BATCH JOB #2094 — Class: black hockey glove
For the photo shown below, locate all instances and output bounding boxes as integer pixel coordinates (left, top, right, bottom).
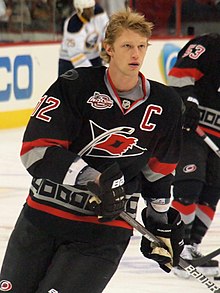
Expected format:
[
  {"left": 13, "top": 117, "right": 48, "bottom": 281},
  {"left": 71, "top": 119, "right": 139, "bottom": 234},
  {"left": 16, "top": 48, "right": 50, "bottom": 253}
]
[
  {"left": 140, "top": 207, "right": 184, "bottom": 273},
  {"left": 183, "top": 99, "right": 200, "bottom": 131},
  {"left": 87, "top": 163, "right": 126, "bottom": 222}
]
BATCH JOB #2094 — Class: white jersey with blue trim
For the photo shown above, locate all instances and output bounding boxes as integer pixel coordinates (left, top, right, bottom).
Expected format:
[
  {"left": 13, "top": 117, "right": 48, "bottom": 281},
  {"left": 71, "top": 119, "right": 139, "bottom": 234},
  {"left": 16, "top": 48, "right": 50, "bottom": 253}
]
[{"left": 59, "top": 5, "right": 109, "bottom": 67}]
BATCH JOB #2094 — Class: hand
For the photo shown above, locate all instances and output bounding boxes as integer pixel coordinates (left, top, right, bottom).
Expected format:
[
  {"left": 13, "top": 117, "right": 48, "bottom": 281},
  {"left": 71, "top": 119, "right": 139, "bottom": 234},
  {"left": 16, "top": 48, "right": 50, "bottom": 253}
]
[
  {"left": 140, "top": 207, "right": 184, "bottom": 273},
  {"left": 87, "top": 163, "right": 126, "bottom": 222},
  {"left": 183, "top": 99, "right": 200, "bottom": 131}
]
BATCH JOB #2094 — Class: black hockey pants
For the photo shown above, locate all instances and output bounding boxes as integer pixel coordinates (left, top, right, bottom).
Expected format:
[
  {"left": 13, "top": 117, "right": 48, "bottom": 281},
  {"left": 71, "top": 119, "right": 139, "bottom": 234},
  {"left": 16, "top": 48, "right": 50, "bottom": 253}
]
[{"left": 0, "top": 210, "right": 130, "bottom": 293}]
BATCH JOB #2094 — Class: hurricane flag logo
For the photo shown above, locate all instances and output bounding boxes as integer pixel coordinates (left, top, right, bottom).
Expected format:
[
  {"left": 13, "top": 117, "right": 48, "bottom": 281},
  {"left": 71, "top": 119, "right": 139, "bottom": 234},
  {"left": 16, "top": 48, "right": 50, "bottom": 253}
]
[{"left": 78, "top": 120, "right": 147, "bottom": 158}]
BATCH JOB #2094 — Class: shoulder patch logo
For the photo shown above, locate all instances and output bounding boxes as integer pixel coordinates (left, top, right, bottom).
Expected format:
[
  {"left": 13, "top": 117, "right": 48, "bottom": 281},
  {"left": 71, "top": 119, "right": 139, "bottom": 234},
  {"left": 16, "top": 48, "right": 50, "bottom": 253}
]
[
  {"left": 87, "top": 92, "right": 113, "bottom": 109},
  {"left": 183, "top": 164, "right": 197, "bottom": 173},
  {"left": 0, "top": 280, "right": 12, "bottom": 291},
  {"left": 61, "top": 69, "right": 79, "bottom": 80}
]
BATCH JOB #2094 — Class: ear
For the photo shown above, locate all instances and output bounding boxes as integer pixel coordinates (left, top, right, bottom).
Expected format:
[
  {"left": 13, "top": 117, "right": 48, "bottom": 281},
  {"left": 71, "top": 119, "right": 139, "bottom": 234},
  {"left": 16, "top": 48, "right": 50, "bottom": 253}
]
[{"left": 105, "top": 44, "right": 113, "bottom": 57}]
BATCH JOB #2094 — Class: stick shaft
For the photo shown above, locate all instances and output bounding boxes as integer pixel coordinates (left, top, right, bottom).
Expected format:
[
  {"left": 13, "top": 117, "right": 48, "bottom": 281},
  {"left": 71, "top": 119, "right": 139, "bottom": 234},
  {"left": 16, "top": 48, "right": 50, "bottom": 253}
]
[
  {"left": 196, "top": 126, "right": 220, "bottom": 158},
  {"left": 190, "top": 248, "right": 220, "bottom": 267}
]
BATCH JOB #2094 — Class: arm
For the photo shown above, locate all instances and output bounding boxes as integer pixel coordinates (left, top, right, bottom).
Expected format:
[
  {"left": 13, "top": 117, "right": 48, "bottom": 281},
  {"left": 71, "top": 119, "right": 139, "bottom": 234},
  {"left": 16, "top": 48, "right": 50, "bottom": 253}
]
[
  {"left": 20, "top": 74, "right": 98, "bottom": 186},
  {"left": 167, "top": 37, "right": 210, "bottom": 131},
  {"left": 140, "top": 173, "right": 184, "bottom": 272},
  {"left": 61, "top": 16, "right": 92, "bottom": 68},
  {"left": 66, "top": 32, "right": 92, "bottom": 68},
  {"left": 140, "top": 97, "right": 184, "bottom": 272}
]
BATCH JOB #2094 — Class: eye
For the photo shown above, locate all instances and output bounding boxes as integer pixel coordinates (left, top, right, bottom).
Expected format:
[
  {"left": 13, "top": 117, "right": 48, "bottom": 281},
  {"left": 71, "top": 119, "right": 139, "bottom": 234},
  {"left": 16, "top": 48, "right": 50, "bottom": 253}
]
[
  {"left": 139, "top": 44, "right": 147, "bottom": 49},
  {"left": 123, "top": 44, "right": 132, "bottom": 48}
]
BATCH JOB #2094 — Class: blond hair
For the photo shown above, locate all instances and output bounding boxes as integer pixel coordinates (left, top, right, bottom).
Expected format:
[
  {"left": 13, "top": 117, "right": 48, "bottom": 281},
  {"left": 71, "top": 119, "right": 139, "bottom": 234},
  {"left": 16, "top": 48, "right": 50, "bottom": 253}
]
[{"left": 100, "top": 9, "right": 154, "bottom": 64}]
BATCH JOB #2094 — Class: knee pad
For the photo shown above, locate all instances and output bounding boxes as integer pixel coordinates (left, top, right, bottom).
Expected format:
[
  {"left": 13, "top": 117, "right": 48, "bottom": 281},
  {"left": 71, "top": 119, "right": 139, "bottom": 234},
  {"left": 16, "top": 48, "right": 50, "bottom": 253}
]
[
  {"left": 172, "top": 180, "right": 203, "bottom": 225},
  {"left": 173, "top": 180, "right": 204, "bottom": 204}
]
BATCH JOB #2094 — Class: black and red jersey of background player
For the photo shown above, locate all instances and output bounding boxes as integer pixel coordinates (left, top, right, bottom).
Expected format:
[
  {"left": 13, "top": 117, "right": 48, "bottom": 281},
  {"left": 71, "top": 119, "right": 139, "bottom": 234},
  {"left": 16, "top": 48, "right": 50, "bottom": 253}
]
[
  {"left": 168, "top": 33, "right": 220, "bottom": 141},
  {"left": 20, "top": 66, "right": 182, "bottom": 234}
]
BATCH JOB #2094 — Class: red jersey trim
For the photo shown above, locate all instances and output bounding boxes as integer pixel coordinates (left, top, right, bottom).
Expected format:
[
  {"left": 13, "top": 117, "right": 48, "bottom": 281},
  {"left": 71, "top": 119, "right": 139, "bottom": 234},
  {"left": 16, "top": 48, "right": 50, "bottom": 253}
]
[
  {"left": 197, "top": 204, "right": 215, "bottom": 220},
  {"left": 106, "top": 69, "right": 147, "bottom": 115},
  {"left": 168, "top": 67, "right": 204, "bottom": 81},
  {"left": 26, "top": 195, "right": 133, "bottom": 230},
  {"left": 172, "top": 200, "right": 196, "bottom": 215},
  {"left": 148, "top": 157, "right": 177, "bottom": 175},
  {"left": 20, "top": 138, "right": 71, "bottom": 156}
]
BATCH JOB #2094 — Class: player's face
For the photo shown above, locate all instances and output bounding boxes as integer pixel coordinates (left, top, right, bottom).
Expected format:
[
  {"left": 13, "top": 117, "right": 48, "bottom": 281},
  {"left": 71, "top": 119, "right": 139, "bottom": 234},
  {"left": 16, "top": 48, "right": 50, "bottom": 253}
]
[
  {"left": 106, "top": 29, "right": 148, "bottom": 76},
  {"left": 82, "top": 7, "right": 94, "bottom": 21}
]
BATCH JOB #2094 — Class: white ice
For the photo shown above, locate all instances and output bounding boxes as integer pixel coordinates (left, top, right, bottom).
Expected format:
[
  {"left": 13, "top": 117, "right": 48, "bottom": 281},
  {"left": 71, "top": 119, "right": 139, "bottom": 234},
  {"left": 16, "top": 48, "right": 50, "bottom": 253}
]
[{"left": 0, "top": 128, "right": 220, "bottom": 293}]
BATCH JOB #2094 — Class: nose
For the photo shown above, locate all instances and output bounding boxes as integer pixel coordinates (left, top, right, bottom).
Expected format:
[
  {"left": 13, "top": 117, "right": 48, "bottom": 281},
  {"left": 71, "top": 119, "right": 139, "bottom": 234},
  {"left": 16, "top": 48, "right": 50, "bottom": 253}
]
[{"left": 131, "top": 47, "right": 139, "bottom": 59}]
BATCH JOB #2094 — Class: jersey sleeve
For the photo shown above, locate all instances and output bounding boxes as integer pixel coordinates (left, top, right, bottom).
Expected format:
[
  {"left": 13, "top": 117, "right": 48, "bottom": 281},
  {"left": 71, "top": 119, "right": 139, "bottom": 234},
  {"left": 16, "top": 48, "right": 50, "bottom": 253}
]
[
  {"left": 142, "top": 121, "right": 181, "bottom": 181},
  {"left": 61, "top": 16, "right": 92, "bottom": 67},
  {"left": 20, "top": 76, "right": 88, "bottom": 185},
  {"left": 65, "top": 33, "right": 92, "bottom": 67},
  {"left": 167, "top": 36, "right": 215, "bottom": 103},
  {"left": 141, "top": 89, "right": 182, "bottom": 199}
]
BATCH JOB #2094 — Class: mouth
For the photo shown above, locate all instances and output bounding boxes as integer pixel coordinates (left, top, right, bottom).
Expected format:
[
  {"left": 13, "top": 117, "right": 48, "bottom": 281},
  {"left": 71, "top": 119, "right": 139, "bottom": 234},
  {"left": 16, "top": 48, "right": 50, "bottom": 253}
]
[{"left": 128, "top": 63, "right": 140, "bottom": 69}]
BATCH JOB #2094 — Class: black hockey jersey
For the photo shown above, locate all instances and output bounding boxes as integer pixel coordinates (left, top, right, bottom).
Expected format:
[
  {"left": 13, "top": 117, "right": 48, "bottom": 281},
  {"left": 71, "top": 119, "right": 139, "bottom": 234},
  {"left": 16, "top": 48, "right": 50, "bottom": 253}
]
[
  {"left": 20, "top": 66, "right": 182, "bottom": 236},
  {"left": 168, "top": 33, "right": 220, "bottom": 141}
]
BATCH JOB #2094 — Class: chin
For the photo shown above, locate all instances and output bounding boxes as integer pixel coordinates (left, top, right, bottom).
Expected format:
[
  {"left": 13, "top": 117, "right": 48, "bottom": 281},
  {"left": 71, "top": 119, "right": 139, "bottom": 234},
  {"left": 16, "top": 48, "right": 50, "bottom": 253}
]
[{"left": 130, "top": 67, "right": 139, "bottom": 72}]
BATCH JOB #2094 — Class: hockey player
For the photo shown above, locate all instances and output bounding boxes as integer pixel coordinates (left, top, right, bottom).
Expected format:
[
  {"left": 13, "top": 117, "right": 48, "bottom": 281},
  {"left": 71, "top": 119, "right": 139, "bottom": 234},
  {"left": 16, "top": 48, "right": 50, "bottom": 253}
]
[
  {"left": 168, "top": 33, "right": 220, "bottom": 278},
  {"left": 58, "top": 0, "right": 109, "bottom": 75},
  {"left": 0, "top": 10, "right": 184, "bottom": 293}
]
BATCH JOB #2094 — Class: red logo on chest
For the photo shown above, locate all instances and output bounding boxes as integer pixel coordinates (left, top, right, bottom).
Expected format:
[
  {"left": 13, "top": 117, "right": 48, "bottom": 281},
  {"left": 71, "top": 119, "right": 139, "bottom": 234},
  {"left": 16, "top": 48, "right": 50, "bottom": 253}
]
[{"left": 95, "top": 134, "right": 137, "bottom": 155}]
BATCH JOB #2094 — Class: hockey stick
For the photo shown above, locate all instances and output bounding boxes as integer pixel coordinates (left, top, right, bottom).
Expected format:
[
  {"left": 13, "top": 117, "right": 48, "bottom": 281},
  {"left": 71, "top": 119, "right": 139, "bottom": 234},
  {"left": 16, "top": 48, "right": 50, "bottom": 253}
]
[
  {"left": 196, "top": 126, "right": 220, "bottom": 158},
  {"left": 190, "top": 248, "right": 220, "bottom": 267},
  {"left": 120, "top": 211, "right": 220, "bottom": 293},
  {"left": 89, "top": 195, "right": 220, "bottom": 291}
]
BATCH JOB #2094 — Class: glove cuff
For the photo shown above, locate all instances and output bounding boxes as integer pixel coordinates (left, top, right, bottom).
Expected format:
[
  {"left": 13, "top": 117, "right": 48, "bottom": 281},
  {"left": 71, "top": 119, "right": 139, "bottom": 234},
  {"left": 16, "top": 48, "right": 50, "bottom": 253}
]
[
  {"left": 63, "top": 156, "right": 88, "bottom": 185},
  {"left": 142, "top": 207, "right": 183, "bottom": 237}
]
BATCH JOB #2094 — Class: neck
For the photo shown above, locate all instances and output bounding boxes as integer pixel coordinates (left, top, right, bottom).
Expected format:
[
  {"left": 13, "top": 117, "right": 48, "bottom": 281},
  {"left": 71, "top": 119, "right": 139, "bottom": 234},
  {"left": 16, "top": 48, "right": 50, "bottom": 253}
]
[
  {"left": 107, "top": 67, "right": 139, "bottom": 92},
  {"left": 78, "top": 13, "right": 88, "bottom": 23}
]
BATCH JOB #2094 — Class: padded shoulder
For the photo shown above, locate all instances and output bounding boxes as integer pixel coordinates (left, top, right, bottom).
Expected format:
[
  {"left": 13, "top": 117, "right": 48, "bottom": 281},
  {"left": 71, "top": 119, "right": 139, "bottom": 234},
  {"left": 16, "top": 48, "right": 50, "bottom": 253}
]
[
  {"left": 67, "top": 14, "right": 83, "bottom": 33},
  {"left": 94, "top": 3, "right": 105, "bottom": 15},
  {"left": 60, "top": 69, "right": 79, "bottom": 80}
]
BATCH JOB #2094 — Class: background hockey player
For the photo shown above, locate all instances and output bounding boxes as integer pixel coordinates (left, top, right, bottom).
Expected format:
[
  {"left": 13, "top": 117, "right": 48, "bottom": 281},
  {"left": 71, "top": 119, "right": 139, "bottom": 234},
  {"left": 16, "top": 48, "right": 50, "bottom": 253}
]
[
  {"left": 0, "top": 10, "right": 184, "bottom": 293},
  {"left": 58, "top": 0, "right": 109, "bottom": 75},
  {"left": 168, "top": 33, "right": 220, "bottom": 278}
]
